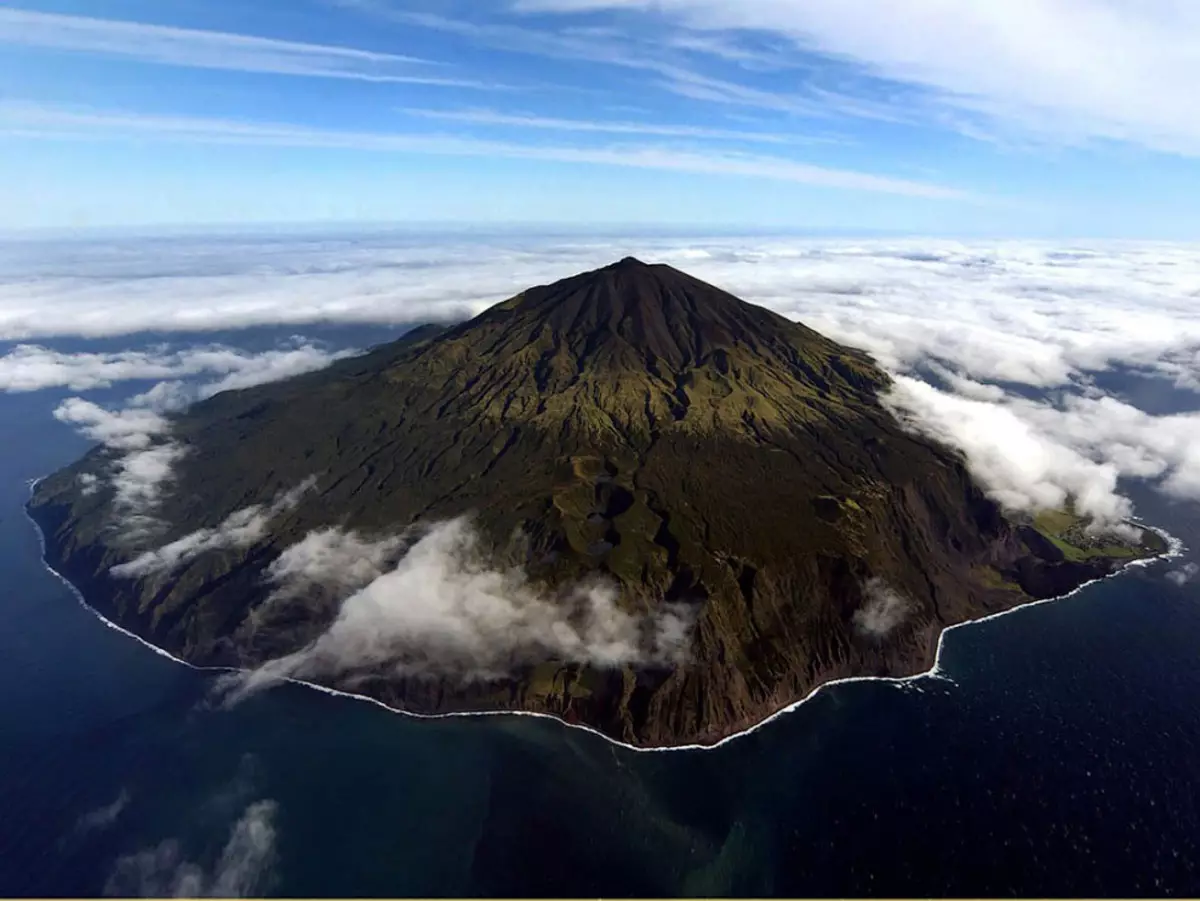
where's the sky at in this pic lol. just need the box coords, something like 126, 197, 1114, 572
3, 0, 1200, 236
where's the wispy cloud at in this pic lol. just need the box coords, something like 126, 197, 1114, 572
399, 107, 835, 144
352, 6, 889, 122
46, 342, 348, 540
112, 477, 318, 579
0, 103, 968, 200
264, 527, 409, 598
509, 0, 1200, 154
104, 800, 278, 898
53, 395, 185, 538
662, 31, 797, 70
74, 789, 131, 834
1167, 563, 1199, 586
53, 397, 169, 451
0, 7, 494, 87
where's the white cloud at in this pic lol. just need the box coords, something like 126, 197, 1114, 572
852, 578, 910, 638
46, 339, 350, 538
1, 237, 1196, 379
0, 341, 356, 394
126, 381, 197, 414
223, 519, 696, 701
112, 477, 318, 579
885, 374, 1200, 523
74, 789, 131, 834
21, 234, 1200, 525
110, 443, 189, 538
104, 800, 278, 899
660, 241, 1200, 393
510, 0, 1200, 154
883, 377, 1127, 521
0, 8, 490, 87
53, 397, 170, 450
52, 397, 184, 535
265, 526, 409, 597
1166, 562, 1199, 587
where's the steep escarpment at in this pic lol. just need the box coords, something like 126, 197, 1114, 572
28, 258, 1164, 747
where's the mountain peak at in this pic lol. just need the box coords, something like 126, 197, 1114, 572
403, 257, 884, 447
609, 255, 651, 269
31, 256, 1146, 750
476, 253, 835, 376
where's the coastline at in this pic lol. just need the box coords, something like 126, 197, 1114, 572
24, 477, 1186, 756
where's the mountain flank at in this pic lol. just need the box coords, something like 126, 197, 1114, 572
28, 258, 1165, 747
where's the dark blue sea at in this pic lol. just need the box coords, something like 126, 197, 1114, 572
2, 326, 1199, 897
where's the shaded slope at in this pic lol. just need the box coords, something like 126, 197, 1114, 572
28, 260, 1163, 747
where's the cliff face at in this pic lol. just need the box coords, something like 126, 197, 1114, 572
28, 258, 1161, 747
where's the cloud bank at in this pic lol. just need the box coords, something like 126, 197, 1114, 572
25, 234, 1200, 539
885, 374, 1200, 524
103, 800, 278, 898
224, 519, 696, 701
3, 237, 1196, 387
111, 477, 318, 579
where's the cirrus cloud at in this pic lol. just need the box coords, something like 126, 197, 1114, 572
510, 0, 1200, 155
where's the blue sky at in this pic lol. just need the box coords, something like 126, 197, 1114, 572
2, 0, 1199, 236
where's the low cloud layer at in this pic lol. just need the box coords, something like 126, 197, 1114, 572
47, 338, 352, 540
265, 526, 409, 597
885, 375, 1200, 524
53, 397, 169, 451
104, 800, 278, 898
224, 519, 696, 701
3, 237, 1198, 390
112, 477, 318, 579
852, 578, 911, 638
0, 341, 354, 394
25, 233, 1200, 548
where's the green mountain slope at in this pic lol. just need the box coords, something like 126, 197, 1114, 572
28, 258, 1163, 746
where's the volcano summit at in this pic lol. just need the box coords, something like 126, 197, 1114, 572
28, 259, 1163, 747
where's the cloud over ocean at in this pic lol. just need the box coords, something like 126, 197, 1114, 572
8, 231, 1200, 530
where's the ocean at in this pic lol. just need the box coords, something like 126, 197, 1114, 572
1, 326, 1199, 897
